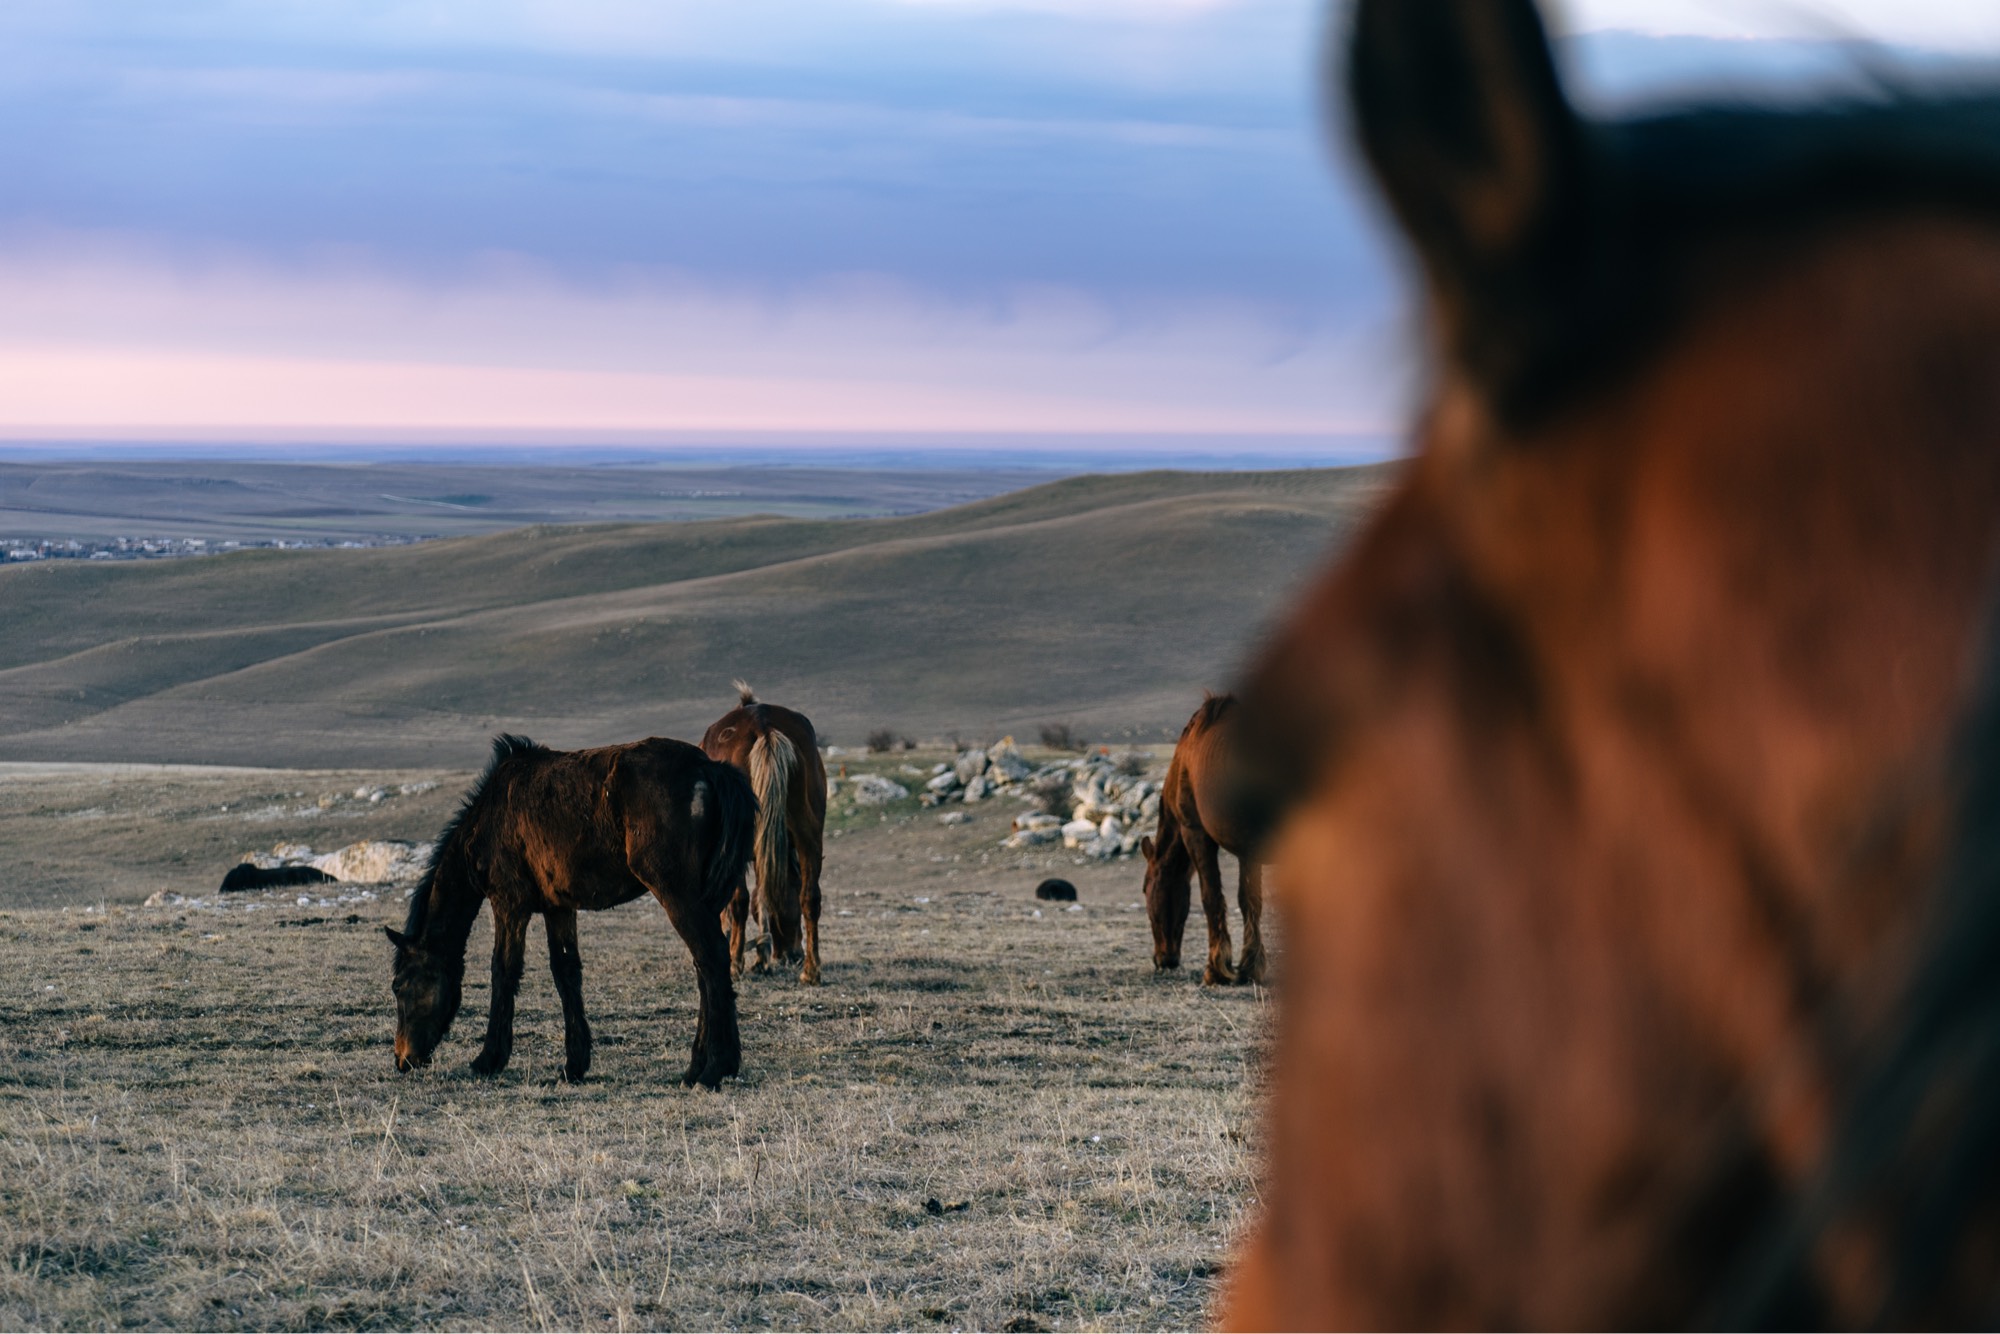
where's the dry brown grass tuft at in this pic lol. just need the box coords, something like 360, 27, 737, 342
0, 763, 1270, 1330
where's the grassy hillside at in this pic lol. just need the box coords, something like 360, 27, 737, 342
0, 467, 1393, 768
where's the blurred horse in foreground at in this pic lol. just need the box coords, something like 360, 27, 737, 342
1225, 0, 2000, 1325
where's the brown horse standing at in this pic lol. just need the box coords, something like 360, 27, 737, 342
1142, 694, 1265, 986
1222, 0, 2000, 1327
701, 683, 828, 985
386, 734, 755, 1089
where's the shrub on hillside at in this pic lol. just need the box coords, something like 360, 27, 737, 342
867, 728, 898, 754
1029, 771, 1074, 818
1039, 722, 1085, 752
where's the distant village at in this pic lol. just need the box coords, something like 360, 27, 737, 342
1, 534, 427, 563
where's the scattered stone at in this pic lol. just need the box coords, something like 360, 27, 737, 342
953, 749, 988, 785
925, 771, 962, 795
1061, 819, 1100, 847
963, 774, 990, 802
938, 810, 971, 826
986, 737, 1032, 783
851, 774, 910, 805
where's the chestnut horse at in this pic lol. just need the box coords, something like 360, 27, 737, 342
1141, 693, 1266, 985
701, 682, 828, 985
386, 734, 756, 1089
1222, 1, 2000, 1327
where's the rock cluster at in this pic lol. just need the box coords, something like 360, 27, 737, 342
989, 746, 1163, 860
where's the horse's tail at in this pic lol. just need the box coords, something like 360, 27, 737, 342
748, 730, 803, 958
696, 756, 759, 914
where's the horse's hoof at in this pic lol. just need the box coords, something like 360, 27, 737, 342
800, 962, 821, 986
1236, 954, 1267, 986
562, 1060, 590, 1084
470, 1052, 508, 1077
1202, 963, 1238, 987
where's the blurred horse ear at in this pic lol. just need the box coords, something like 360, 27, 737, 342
384, 926, 411, 950
1140, 835, 1156, 863
1346, 0, 1593, 408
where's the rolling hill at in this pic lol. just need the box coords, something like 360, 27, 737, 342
0, 466, 1394, 768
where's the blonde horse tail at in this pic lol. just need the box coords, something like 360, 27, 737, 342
748, 730, 801, 957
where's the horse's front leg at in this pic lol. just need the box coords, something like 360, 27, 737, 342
1188, 831, 1238, 986
1235, 859, 1267, 986
545, 908, 591, 1082
471, 908, 529, 1075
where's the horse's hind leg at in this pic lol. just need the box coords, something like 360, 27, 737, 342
1235, 860, 1267, 986
654, 886, 741, 1089
798, 846, 823, 986
1189, 830, 1238, 986
723, 882, 750, 979
471, 908, 529, 1076
545, 908, 592, 1082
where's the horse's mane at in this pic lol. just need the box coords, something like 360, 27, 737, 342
733, 679, 757, 706
1183, 691, 1236, 741
401, 733, 546, 939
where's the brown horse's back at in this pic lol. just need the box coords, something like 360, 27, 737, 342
1223, 0, 2000, 1327
1144, 695, 1267, 984
1162, 695, 1253, 856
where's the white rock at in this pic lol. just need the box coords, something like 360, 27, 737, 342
312, 840, 427, 884
963, 774, 990, 802
1098, 816, 1123, 841
1002, 828, 1060, 848
954, 750, 989, 784
851, 774, 910, 805
986, 738, 1032, 783
937, 811, 971, 826
1061, 818, 1099, 847
1013, 812, 1062, 832
925, 771, 962, 794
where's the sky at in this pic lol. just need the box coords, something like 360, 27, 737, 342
2, 1, 1996, 458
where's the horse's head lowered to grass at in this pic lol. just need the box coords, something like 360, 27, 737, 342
385, 926, 464, 1073
1225, 0, 2000, 1326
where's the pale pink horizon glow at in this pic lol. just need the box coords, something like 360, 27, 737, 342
0, 239, 1405, 442
0, 343, 1373, 438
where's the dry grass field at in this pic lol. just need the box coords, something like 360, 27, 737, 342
0, 755, 1271, 1331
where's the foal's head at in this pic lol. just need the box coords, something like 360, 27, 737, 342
385, 927, 463, 1072
1224, 0, 2000, 1326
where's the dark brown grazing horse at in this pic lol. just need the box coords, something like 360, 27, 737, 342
701, 683, 828, 985
1221, 0, 2000, 1327
386, 734, 755, 1089
1141, 694, 1265, 986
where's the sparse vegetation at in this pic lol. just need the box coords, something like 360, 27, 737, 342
867, 728, 898, 754
0, 761, 1273, 1330
1030, 771, 1076, 818
1038, 723, 1086, 753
